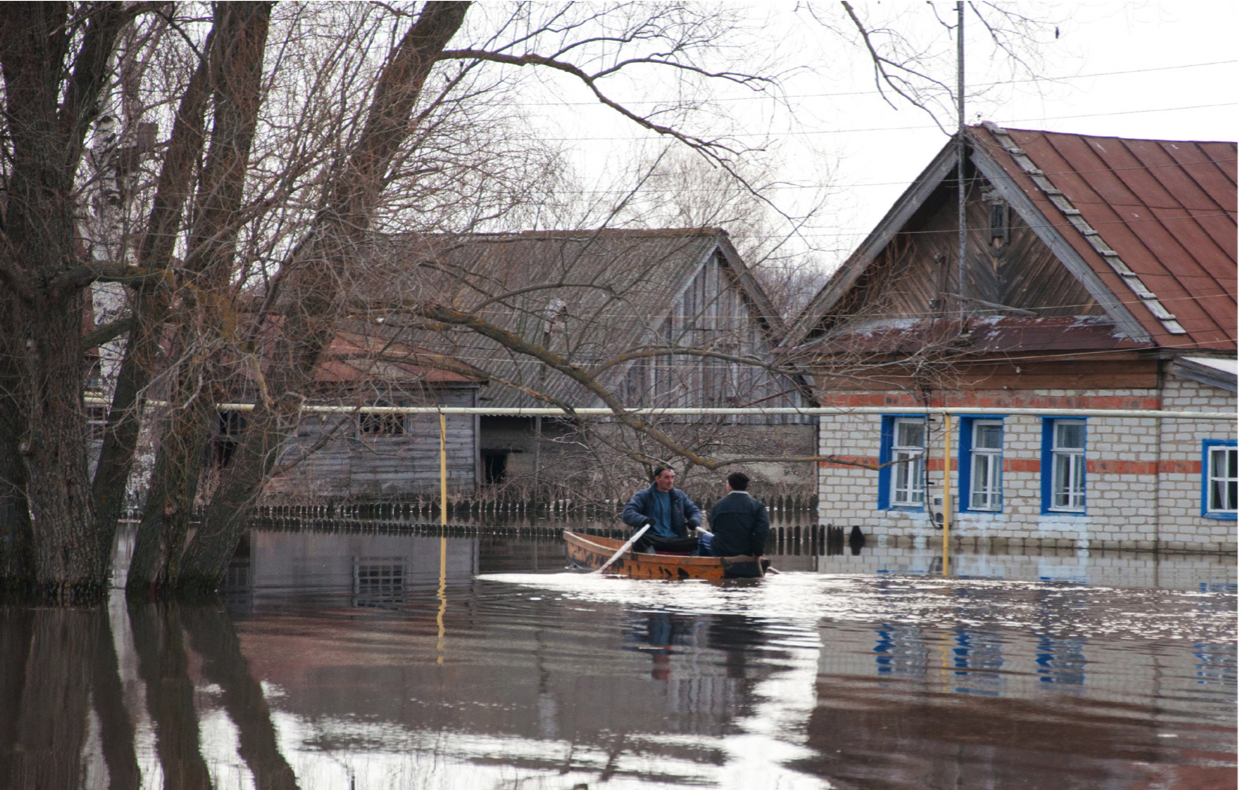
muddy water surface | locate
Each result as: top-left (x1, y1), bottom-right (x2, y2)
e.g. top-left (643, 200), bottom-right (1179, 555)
top-left (1, 526), bottom-right (1234, 789)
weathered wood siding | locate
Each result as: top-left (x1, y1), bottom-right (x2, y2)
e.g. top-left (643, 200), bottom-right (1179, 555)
top-left (265, 386), bottom-right (479, 499)
top-left (831, 176), bottom-right (1105, 325)
top-left (614, 251), bottom-right (810, 424)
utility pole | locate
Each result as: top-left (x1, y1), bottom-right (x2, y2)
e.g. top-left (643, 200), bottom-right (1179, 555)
top-left (956, 0), bottom-right (967, 322)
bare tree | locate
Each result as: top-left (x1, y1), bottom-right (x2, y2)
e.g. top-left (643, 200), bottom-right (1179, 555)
top-left (0, 1), bottom-right (1052, 602)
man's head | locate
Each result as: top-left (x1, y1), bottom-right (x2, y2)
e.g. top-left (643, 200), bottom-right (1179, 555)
top-left (653, 466), bottom-right (676, 492)
top-left (726, 471), bottom-right (749, 492)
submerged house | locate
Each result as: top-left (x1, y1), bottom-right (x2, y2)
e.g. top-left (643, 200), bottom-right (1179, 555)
top-left (782, 124), bottom-right (1236, 551)
top-left (373, 228), bottom-right (816, 496)
top-left (246, 327), bottom-right (484, 500)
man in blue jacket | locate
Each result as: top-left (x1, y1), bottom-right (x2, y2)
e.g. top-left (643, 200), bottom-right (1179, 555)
top-left (707, 471), bottom-right (769, 561)
top-left (622, 466), bottom-right (703, 553)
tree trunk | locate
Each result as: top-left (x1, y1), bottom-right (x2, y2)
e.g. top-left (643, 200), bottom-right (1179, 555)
top-left (92, 32), bottom-right (214, 565)
top-left (126, 1), bottom-right (272, 594)
top-left (0, 3), bottom-right (127, 602)
top-left (0, 337), bottom-right (34, 592)
top-left (177, 1), bottom-right (471, 594)
top-left (20, 308), bottom-right (105, 600)
top-left (126, 390), bottom-right (214, 594)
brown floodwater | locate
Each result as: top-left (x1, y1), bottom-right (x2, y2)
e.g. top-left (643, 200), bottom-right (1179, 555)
top-left (1, 523), bottom-right (1234, 789)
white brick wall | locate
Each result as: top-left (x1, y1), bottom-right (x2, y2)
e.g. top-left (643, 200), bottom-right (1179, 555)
top-left (817, 378), bottom-right (1237, 552)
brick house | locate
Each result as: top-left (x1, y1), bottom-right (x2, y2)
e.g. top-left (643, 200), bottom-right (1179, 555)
top-left (782, 124), bottom-right (1236, 552)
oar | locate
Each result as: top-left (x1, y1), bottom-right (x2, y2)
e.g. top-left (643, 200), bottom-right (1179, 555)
top-left (594, 525), bottom-right (650, 575)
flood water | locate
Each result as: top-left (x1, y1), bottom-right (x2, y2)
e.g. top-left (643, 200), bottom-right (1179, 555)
top-left (2, 523), bottom-right (1235, 790)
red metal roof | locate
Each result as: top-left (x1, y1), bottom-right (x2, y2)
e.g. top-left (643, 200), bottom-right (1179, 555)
top-left (971, 126), bottom-right (1237, 351)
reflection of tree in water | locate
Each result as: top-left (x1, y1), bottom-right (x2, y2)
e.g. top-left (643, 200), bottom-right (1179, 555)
top-left (130, 602), bottom-right (216, 788)
top-left (0, 600), bottom-right (299, 790)
top-left (0, 608), bottom-right (100, 788)
top-left (181, 604), bottom-right (300, 790)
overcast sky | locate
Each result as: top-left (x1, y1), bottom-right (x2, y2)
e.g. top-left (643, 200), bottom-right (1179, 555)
top-left (517, 1), bottom-right (1237, 274)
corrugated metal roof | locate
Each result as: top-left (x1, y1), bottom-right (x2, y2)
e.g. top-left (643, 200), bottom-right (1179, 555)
top-left (364, 229), bottom-right (783, 409)
top-left (971, 125), bottom-right (1237, 350)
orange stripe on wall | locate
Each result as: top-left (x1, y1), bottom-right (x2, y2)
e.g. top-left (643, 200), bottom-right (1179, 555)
top-left (817, 393), bottom-right (1163, 410)
top-left (1004, 459), bottom-right (1041, 473)
top-left (818, 456), bottom-right (878, 469)
top-left (1157, 460), bottom-right (1203, 474)
top-left (1087, 460), bottom-right (1157, 475)
top-left (819, 457), bottom-right (1203, 475)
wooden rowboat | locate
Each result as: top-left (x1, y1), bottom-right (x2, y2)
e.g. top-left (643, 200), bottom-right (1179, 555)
top-left (563, 530), bottom-right (767, 580)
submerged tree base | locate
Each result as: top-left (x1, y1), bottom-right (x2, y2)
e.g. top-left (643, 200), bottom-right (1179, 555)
top-left (0, 578), bottom-right (109, 607)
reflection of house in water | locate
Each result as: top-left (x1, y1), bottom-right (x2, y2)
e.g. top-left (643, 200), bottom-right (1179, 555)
top-left (806, 582), bottom-right (1236, 788)
top-left (815, 541), bottom-right (1236, 590)
top-left (224, 594), bottom-right (787, 773)
top-left (219, 529), bottom-right (479, 612)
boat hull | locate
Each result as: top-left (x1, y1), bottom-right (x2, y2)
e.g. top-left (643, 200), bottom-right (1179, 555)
top-left (563, 530), bottom-right (764, 580)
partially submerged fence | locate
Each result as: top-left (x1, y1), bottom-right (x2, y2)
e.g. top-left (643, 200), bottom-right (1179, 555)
top-left (246, 508), bottom-right (854, 554)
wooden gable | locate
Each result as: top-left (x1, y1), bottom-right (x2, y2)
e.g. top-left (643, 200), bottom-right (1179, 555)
top-left (825, 160), bottom-right (1106, 336)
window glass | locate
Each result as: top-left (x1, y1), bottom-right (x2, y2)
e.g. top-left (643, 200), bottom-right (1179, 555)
top-left (1208, 446), bottom-right (1238, 514)
top-left (969, 420), bottom-right (1003, 511)
top-left (1049, 419), bottom-right (1086, 513)
top-left (1055, 421), bottom-right (1085, 450)
top-left (891, 418), bottom-right (925, 506)
top-left (896, 420), bottom-right (924, 448)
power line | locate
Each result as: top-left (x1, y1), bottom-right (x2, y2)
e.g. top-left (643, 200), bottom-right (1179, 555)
top-left (513, 59), bottom-right (1238, 107)
top-left (533, 102), bottom-right (1238, 142)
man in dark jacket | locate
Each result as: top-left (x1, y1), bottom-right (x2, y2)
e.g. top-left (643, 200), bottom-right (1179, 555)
top-left (622, 466), bottom-right (702, 553)
top-left (708, 472), bottom-right (769, 560)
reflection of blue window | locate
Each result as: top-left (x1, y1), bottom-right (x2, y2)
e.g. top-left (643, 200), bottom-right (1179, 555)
top-left (1193, 644), bottom-right (1237, 686)
top-left (874, 624), bottom-right (929, 678)
top-left (1202, 440), bottom-right (1238, 519)
top-left (878, 416), bottom-right (926, 510)
top-left (959, 417), bottom-right (1004, 512)
top-left (951, 628), bottom-right (1004, 696)
top-left (1193, 582), bottom-right (1238, 685)
top-left (1036, 635), bottom-right (1086, 686)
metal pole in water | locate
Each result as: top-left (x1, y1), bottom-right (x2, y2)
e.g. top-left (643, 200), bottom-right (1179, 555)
top-left (943, 413), bottom-right (952, 577)
top-left (438, 411), bottom-right (447, 663)
top-left (440, 412), bottom-right (447, 528)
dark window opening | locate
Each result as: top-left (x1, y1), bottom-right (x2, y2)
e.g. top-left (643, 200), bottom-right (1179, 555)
top-left (214, 410), bottom-right (246, 468)
top-left (989, 201), bottom-right (1009, 247)
top-left (360, 400), bottom-right (405, 437)
top-left (482, 450), bottom-right (508, 485)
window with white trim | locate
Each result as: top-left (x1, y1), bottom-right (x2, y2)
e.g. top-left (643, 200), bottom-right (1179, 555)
top-left (1049, 420), bottom-right (1086, 512)
top-left (968, 420), bottom-right (1003, 511)
top-left (891, 418), bottom-right (926, 507)
top-left (1204, 441), bottom-right (1237, 518)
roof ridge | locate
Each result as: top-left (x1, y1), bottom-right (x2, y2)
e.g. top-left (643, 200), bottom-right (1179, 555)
top-left (970, 122), bottom-right (1237, 147)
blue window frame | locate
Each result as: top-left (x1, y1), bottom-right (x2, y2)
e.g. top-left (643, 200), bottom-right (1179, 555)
top-left (878, 416), bottom-right (926, 510)
top-left (1202, 439), bottom-right (1238, 520)
top-left (959, 417), bottom-right (1004, 512)
top-left (1041, 418), bottom-right (1086, 515)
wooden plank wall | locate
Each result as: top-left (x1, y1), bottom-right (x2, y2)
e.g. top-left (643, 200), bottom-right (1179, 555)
top-left (616, 252), bottom-right (811, 424)
top-left (266, 386), bottom-right (479, 499)
top-left (831, 180), bottom-right (1106, 325)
